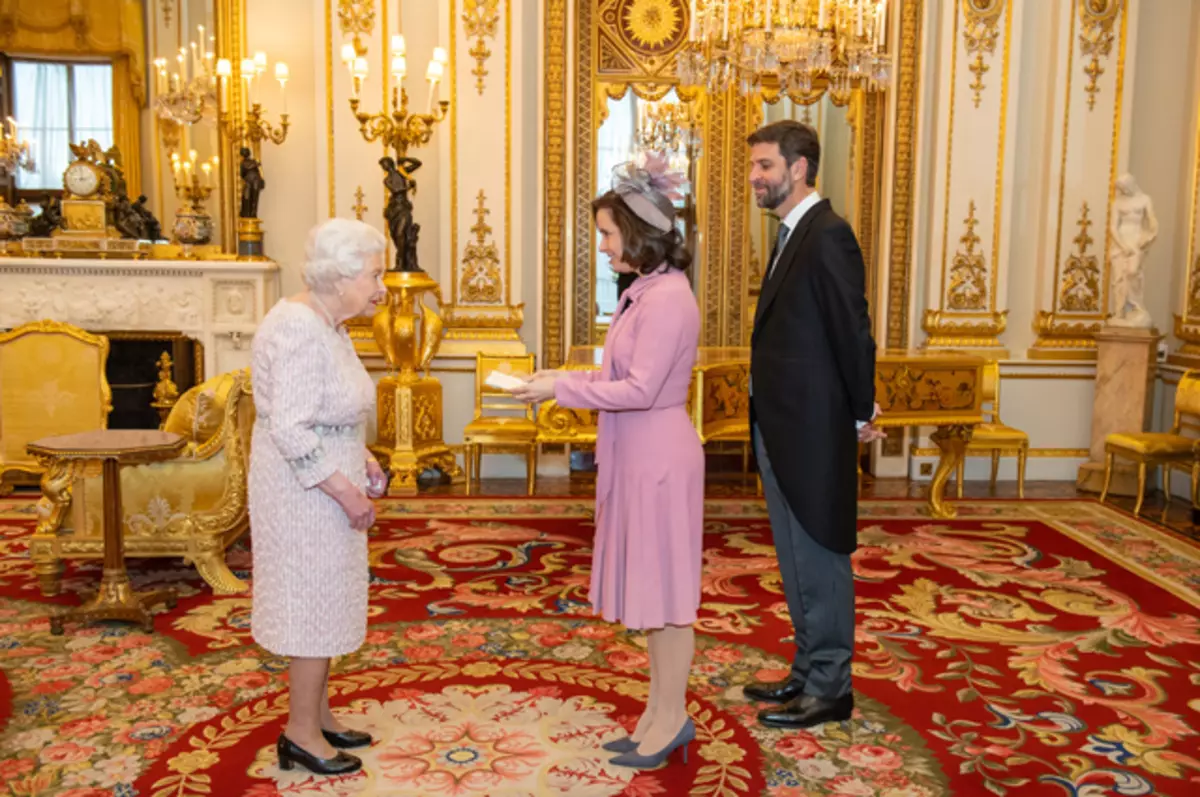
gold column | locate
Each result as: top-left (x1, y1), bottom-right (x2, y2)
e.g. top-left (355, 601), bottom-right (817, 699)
top-left (1171, 46), bottom-right (1200, 364)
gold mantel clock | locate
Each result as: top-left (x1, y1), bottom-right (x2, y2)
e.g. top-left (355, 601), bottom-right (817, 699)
top-left (57, 141), bottom-right (119, 237)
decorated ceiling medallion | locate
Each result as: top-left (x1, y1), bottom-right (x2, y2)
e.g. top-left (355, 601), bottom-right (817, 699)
top-left (618, 0), bottom-right (686, 53)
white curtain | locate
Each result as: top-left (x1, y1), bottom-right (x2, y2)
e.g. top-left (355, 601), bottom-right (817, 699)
top-left (13, 62), bottom-right (69, 191)
top-left (13, 61), bottom-right (113, 192)
top-left (73, 65), bottom-right (114, 150)
top-left (594, 93), bottom-right (639, 321)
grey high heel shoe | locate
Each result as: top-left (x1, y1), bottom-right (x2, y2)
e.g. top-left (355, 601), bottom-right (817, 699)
top-left (609, 718), bottom-right (696, 769)
top-left (601, 736), bottom-right (638, 753)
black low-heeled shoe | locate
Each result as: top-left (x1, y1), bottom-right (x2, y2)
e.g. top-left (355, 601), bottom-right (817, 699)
top-left (322, 728), bottom-right (373, 749)
top-left (277, 734), bottom-right (362, 775)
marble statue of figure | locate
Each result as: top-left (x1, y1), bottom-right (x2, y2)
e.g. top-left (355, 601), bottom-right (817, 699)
top-left (1107, 173), bottom-right (1159, 329)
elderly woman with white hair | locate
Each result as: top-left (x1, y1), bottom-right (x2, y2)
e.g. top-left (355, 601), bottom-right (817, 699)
top-left (249, 217), bottom-right (388, 776)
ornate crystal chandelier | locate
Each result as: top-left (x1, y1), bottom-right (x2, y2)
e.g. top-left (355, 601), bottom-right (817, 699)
top-left (0, 117), bottom-right (34, 178)
top-left (677, 0), bottom-right (893, 99)
top-left (637, 100), bottom-right (702, 172)
top-left (153, 24), bottom-right (217, 126)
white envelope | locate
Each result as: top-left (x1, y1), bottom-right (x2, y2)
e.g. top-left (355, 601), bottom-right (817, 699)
top-left (485, 370), bottom-right (525, 391)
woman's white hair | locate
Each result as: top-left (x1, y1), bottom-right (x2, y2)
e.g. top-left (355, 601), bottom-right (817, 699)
top-left (302, 218), bottom-right (388, 292)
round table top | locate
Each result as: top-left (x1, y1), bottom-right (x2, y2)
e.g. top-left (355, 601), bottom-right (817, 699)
top-left (27, 429), bottom-right (187, 463)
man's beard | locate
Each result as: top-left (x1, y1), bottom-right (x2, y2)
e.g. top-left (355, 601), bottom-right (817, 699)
top-left (754, 174), bottom-right (792, 210)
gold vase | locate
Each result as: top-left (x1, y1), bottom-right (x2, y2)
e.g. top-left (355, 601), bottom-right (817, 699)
top-left (369, 271), bottom-right (463, 494)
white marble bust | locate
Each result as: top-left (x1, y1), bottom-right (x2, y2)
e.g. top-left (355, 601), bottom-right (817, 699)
top-left (1107, 173), bottom-right (1159, 329)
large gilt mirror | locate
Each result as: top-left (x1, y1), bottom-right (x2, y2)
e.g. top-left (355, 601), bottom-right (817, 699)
top-left (148, 0), bottom-right (225, 247)
top-left (593, 86), bottom-right (704, 332)
top-left (746, 88), bottom-right (885, 340)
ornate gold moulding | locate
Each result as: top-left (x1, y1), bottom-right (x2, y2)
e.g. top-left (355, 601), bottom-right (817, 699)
top-left (1028, 310), bottom-right (1102, 361)
top-left (920, 310), bottom-right (1009, 358)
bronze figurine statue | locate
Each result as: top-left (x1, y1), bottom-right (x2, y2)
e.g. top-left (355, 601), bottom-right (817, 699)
top-left (380, 155), bottom-right (423, 271)
top-left (29, 195), bottom-right (62, 238)
top-left (239, 147), bottom-right (265, 218)
top-left (132, 195), bottom-right (163, 242)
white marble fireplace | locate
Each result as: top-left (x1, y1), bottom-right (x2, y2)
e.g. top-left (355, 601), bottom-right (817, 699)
top-left (0, 257), bottom-right (280, 379)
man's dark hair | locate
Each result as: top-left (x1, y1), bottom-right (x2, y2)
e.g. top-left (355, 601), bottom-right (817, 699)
top-left (747, 120), bottom-right (820, 187)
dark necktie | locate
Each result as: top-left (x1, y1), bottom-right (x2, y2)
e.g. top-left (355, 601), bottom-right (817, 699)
top-left (766, 223), bottom-right (790, 282)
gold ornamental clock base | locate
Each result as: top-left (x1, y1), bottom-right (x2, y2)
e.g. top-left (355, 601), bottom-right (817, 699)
top-left (369, 270), bottom-right (463, 495)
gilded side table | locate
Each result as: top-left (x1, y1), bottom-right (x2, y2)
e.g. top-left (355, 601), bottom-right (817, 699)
top-left (28, 430), bottom-right (187, 634)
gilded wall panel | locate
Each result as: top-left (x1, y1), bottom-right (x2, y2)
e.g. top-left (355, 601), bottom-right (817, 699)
top-left (1029, 0), bottom-right (1131, 359)
top-left (920, 0), bottom-right (1019, 355)
top-left (1174, 40), bottom-right (1200, 361)
top-left (442, 0), bottom-right (524, 355)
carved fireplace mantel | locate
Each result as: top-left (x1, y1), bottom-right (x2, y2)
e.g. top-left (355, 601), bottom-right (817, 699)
top-left (0, 257), bottom-right (281, 379)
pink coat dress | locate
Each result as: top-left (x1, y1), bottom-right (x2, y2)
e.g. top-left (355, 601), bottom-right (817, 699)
top-left (554, 267), bottom-right (704, 630)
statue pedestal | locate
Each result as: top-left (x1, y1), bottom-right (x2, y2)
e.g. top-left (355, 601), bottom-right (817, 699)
top-left (371, 375), bottom-right (461, 494)
top-left (1077, 326), bottom-right (1162, 495)
top-left (237, 218), bottom-right (265, 259)
top-left (369, 270), bottom-right (463, 494)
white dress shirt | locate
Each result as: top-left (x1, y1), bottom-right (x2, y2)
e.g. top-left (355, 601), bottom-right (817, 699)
top-left (767, 190), bottom-right (823, 279)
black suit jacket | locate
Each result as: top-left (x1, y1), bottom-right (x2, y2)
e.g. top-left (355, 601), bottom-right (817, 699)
top-left (750, 199), bottom-right (876, 554)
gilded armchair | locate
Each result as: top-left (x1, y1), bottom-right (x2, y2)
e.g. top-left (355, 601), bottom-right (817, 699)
top-left (463, 353), bottom-right (538, 494)
top-left (953, 360), bottom-right (1029, 498)
top-left (0, 320), bottom-right (112, 494)
top-left (29, 369), bottom-right (254, 596)
top-left (1101, 369), bottom-right (1200, 519)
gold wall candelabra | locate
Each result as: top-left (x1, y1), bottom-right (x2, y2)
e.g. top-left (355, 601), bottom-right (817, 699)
top-left (214, 52), bottom-right (289, 256)
top-left (344, 32), bottom-right (461, 494)
top-left (215, 54), bottom-right (290, 160)
top-left (344, 36), bottom-right (449, 160)
top-left (0, 117), bottom-right (35, 178)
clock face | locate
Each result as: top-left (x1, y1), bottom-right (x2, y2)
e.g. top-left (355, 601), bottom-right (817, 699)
top-left (64, 163), bottom-right (101, 197)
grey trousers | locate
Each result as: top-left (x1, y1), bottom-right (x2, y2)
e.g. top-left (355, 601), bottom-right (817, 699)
top-left (754, 425), bottom-right (854, 699)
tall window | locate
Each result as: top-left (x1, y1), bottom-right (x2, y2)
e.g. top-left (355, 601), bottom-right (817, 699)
top-left (8, 59), bottom-right (113, 195)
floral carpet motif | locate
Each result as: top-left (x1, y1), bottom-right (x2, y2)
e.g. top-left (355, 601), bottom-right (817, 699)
top-left (1, 496), bottom-right (1199, 796)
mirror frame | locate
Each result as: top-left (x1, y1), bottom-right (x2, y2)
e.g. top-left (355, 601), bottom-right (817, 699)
top-left (149, 0), bottom-right (246, 252)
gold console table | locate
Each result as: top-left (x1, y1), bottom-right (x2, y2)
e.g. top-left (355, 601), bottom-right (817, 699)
top-left (535, 347), bottom-right (985, 519)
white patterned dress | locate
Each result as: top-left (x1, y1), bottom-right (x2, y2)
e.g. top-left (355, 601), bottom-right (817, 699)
top-left (249, 300), bottom-right (376, 658)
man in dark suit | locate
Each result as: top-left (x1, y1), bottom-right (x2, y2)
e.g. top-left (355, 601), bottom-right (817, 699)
top-left (744, 120), bottom-right (881, 729)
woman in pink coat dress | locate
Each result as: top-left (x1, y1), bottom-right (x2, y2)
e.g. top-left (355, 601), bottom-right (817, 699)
top-left (513, 154), bottom-right (703, 770)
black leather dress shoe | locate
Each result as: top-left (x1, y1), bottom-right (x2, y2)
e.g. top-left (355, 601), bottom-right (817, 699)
top-left (322, 728), bottom-right (372, 749)
top-left (277, 734), bottom-right (362, 775)
top-left (758, 693), bottom-right (854, 729)
top-left (743, 676), bottom-right (807, 705)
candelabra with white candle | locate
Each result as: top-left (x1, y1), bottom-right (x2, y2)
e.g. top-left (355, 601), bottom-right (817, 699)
top-left (213, 51), bottom-right (289, 258)
top-left (342, 29), bottom-right (462, 494)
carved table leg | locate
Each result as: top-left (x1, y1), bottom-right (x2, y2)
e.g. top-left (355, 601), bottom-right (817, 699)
top-left (52, 458), bottom-right (176, 635)
top-left (928, 424), bottom-right (973, 520)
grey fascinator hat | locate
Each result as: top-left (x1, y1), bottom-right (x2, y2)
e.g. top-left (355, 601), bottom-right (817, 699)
top-left (609, 151), bottom-right (688, 232)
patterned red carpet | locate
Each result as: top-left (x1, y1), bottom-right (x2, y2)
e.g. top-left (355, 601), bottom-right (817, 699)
top-left (1, 496), bottom-right (1199, 796)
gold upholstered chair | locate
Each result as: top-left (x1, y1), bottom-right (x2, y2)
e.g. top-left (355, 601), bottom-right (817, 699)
top-left (1101, 369), bottom-right (1200, 519)
top-left (29, 369), bottom-right (254, 596)
top-left (953, 360), bottom-right (1029, 498)
top-left (463, 353), bottom-right (538, 494)
top-left (0, 320), bottom-right (112, 495)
